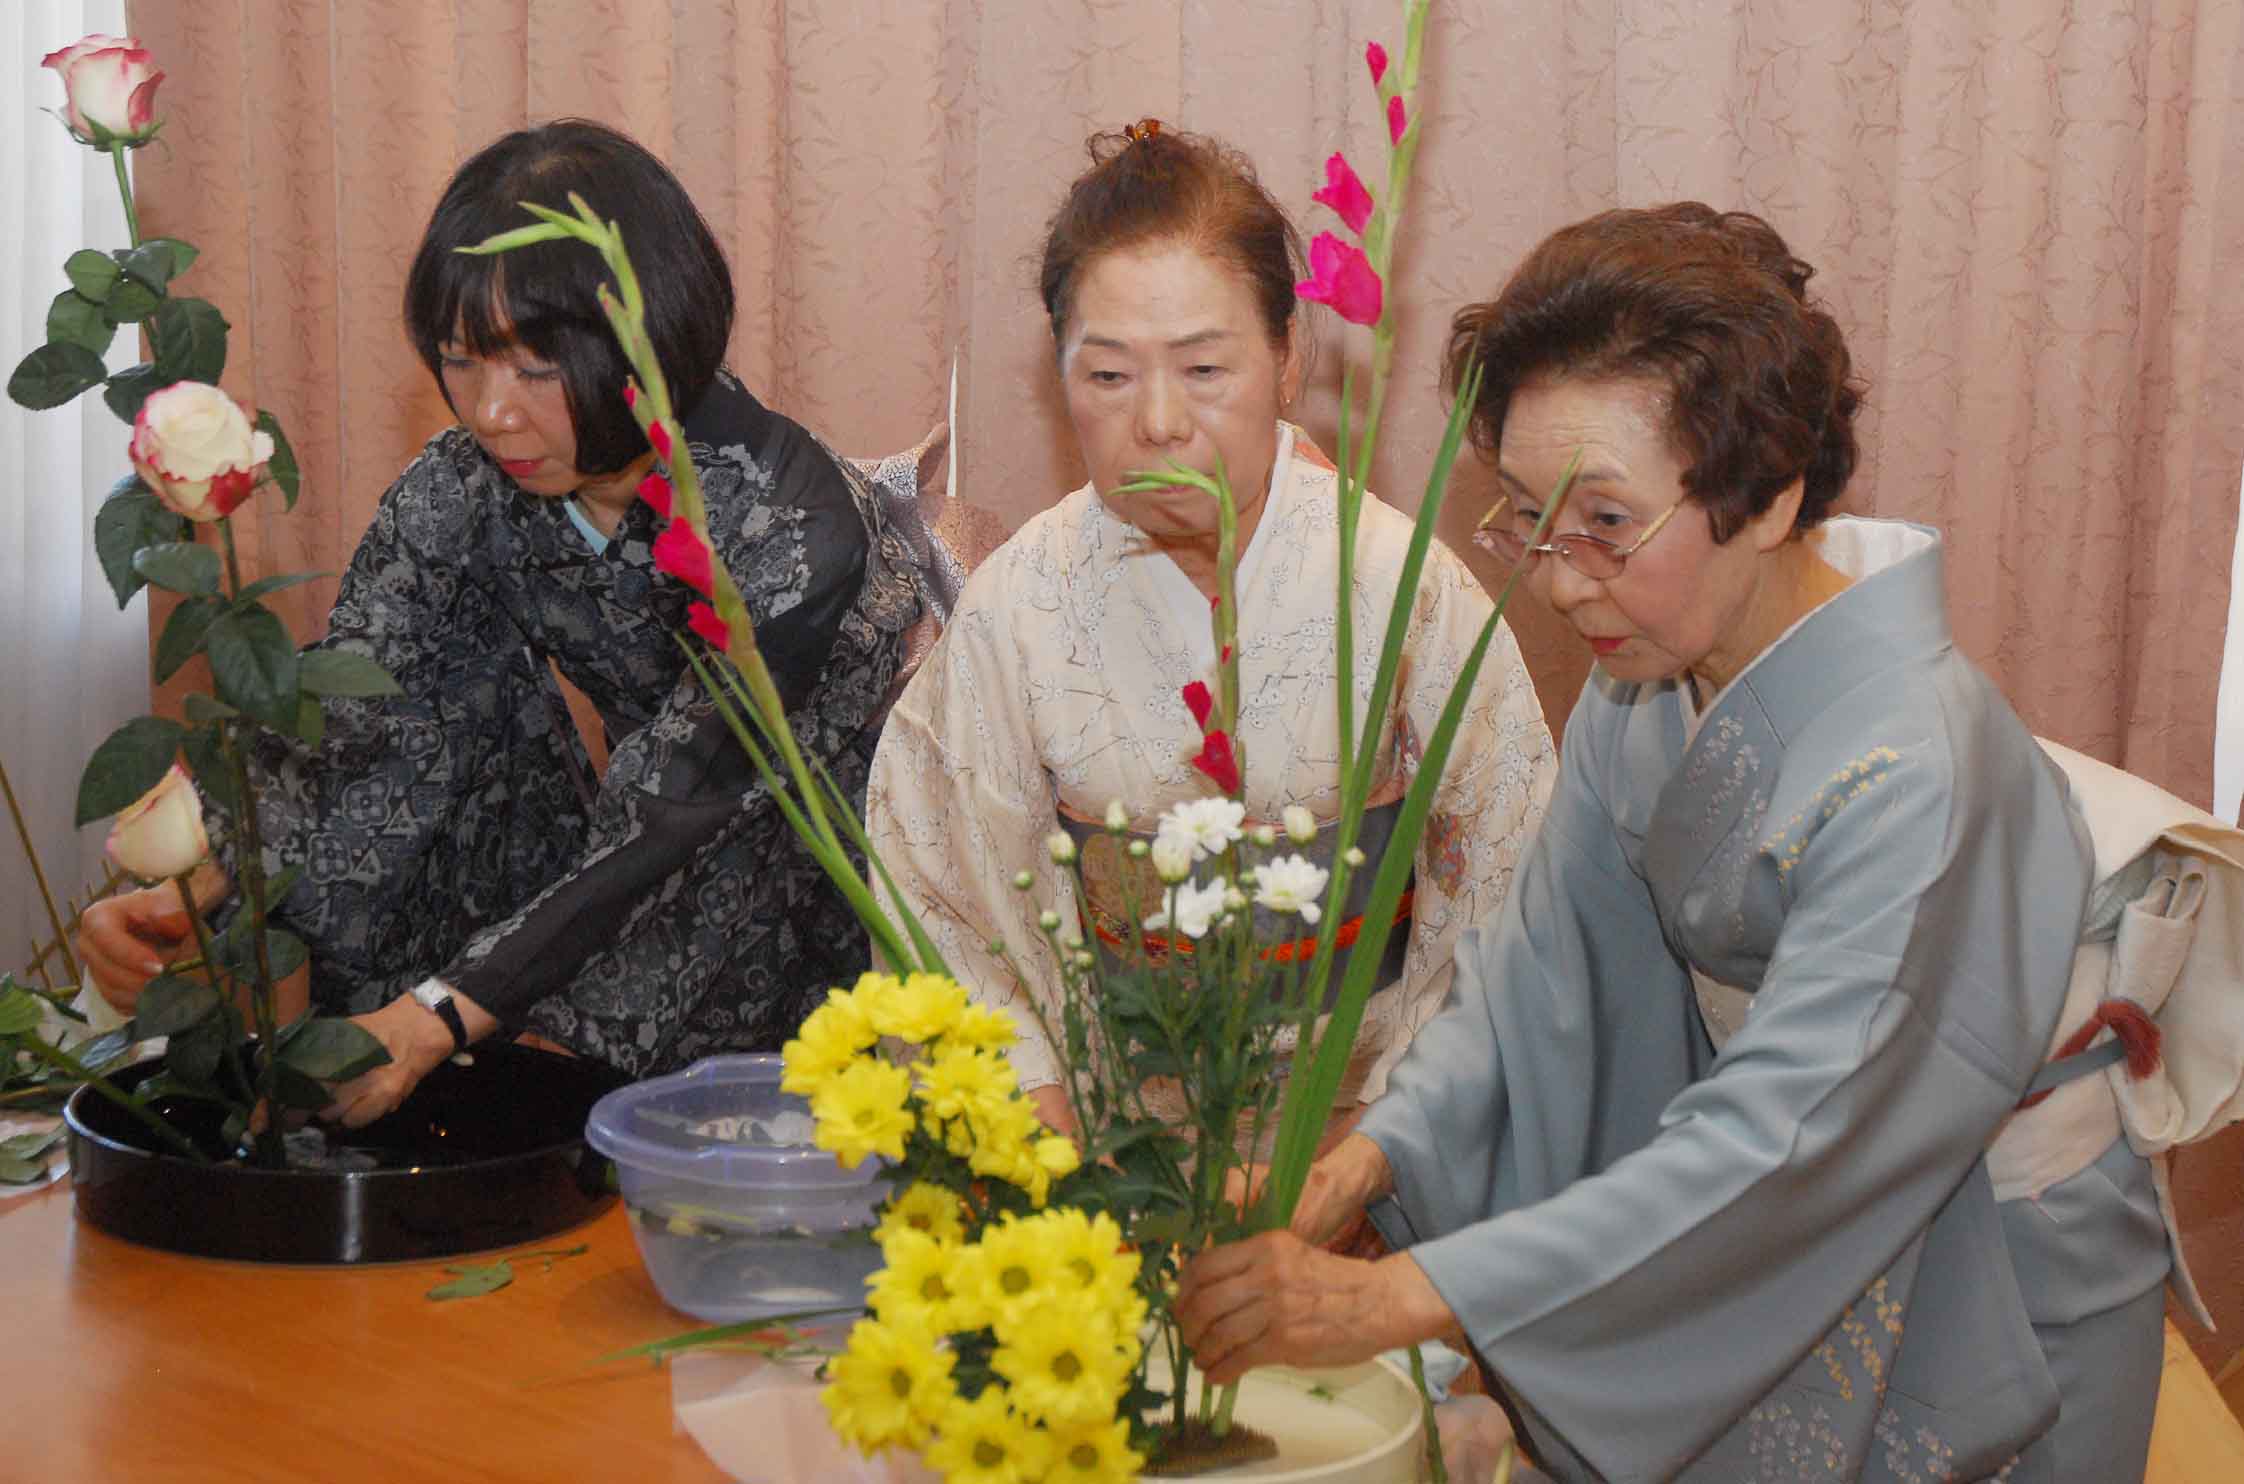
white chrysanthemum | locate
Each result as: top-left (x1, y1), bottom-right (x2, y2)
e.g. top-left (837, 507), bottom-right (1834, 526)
top-left (1150, 834), bottom-right (1195, 885)
top-left (1253, 854), bottom-right (1329, 923)
top-left (1156, 797), bottom-right (1247, 862)
top-left (1145, 877), bottom-right (1227, 939)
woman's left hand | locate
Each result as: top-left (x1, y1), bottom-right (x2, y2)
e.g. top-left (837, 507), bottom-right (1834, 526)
top-left (318, 995), bottom-right (456, 1128)
top-left (1175, 1231), bottom-right (1454, 1386)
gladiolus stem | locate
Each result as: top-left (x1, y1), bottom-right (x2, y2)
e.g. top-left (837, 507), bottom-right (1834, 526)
top-left (111, 146), bottom-right (138, 247)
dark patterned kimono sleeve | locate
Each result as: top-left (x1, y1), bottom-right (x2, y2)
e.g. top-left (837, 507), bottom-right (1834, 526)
top-left (451, 418), bottom-right (920, 1075)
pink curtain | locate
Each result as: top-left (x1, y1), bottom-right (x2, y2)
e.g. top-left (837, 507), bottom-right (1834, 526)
top-left (124, 0), bottom-right (2244, 1362)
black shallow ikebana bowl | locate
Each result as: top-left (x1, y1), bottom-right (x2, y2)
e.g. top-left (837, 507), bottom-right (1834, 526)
top-left (64, 1042), bottom-right (629, 1264)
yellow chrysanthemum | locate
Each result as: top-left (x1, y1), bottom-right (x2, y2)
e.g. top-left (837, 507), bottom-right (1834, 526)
top-left (941, 1003), bottom-right (1019, 1052)
top-left (964, 1094), bottom-right (1041, 1177)
top-left (990, 1289), bottom-right (1134, 1426)
top-left (1043, 1415), bottom-right (1145, 1483)
top-left (967, 1213), bottom-right (1064, 1325)
top-left (867, 971), bottom-right (971, 1044)
top-left (779, 987), bottom-right (879, 1094)
top-left (916, 1044), bottom-right (1017, 1127)
top-left (808, 1056), bottom-right (916, 1167)
top-left (922, 1389), bottom-right (1050, 1484)
top-left (868, 1227), bottom-right (970, 1334)
top-left (1041, 1208), bottom-right (1139, 1300)
top-left (820, 1314), bottom-right (955, 1453)
top-left (1009, 1132), bottom-right (1083, 1207)
top-left (846, 970), bottom-right (904, 1031)
top-left (876, 1180), bottom-right (967, 1247)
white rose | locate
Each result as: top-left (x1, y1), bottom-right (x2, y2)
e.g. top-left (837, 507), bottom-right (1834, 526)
top-left (105, 764), bottom-right (210, 881)
top-left (130, 382), bottom-right (274, 523)
top-left (42, 34), bottom-right (165, 147)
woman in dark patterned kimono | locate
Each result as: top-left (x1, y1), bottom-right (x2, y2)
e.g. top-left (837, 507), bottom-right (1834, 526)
top-left (76, 120), bottom-right (921, 1118)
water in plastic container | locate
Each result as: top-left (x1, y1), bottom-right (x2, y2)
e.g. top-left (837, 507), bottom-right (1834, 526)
top-left (586, 1054), bottom-right (885, 1324)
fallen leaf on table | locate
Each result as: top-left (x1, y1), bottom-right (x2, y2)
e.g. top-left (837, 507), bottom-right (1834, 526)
top-left (425, 1244), bottom-right (588, 1301)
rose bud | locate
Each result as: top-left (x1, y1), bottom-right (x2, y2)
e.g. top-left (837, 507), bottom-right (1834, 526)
top-left (105, 764), bottom-right (210, 881)
top-left (130, 382), bottom-right (275, 523)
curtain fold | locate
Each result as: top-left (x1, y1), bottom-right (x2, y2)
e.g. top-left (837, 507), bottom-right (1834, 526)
top-left (3, 0), bottom-right (144, 974)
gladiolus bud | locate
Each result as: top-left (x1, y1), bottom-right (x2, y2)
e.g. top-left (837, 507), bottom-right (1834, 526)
top-left (686, 601), bottom-right (730, 649)
top-left (1366, 41), bottom-right (1389, 88)
top-left (1312, 152), bottom-right (1375, 235)
top-left (1388, 94), bottom-right (1408, 145)
top-left (652, 521), bottom-right (714, 597)
top-left (1296, 232), bottom-right (1384, 326)
top-left (637, 472), bottom-right (674, 517)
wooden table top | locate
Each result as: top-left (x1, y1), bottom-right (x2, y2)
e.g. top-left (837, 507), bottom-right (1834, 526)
top-left (0, 1179), bottom-right (731, 1484)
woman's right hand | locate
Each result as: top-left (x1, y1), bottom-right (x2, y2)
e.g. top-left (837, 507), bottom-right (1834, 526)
top-left (1288, 1133), bottom-right (1395, 1246)
top-left (75, 882), bottom-right (196, 1012)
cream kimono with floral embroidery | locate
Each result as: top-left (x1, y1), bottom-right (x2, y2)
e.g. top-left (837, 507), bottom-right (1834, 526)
top-left (865, 425), bottom-right (1555, 1108)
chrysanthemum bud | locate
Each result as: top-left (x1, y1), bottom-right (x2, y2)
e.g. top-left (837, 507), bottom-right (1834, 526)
top-left (1046, 831), bottom-right (1078, 865)
top-left (1283, 805), bottom-right (1317, 844)
top-left (1038, 909), bottom-right (1062, 932)
top-left (1249, 824), bottom-right (1277, 848)
top-left (1127, 839), bottom-right (1150, 859)
top-left (1104, 799), bottom-right (1130, 833)
top-left (1343, 846), bottom-right (1367, 868)
top-left (1011, 870), bottom-right (1035, 891)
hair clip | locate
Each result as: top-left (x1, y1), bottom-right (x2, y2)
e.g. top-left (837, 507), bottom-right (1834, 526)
top-left (1123, 118), bottom-right (1163, 145)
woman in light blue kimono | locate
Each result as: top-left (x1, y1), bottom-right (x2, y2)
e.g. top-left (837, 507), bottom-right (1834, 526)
top-left (1176, 204), bottom-right (2170, 1481)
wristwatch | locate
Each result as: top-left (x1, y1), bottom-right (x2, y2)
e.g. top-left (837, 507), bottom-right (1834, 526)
top-left (408, 979), bottom-right (475, 1065)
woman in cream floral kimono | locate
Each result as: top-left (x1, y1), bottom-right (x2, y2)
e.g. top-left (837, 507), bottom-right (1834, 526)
top-left (865, 123), bottom-right (1555, 1142)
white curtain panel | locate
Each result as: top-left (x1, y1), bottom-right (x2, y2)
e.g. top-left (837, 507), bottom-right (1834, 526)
top-left (1, 0), bottom-right (147, 974)
top-left (2219, 462), bottom-right (2244, 825)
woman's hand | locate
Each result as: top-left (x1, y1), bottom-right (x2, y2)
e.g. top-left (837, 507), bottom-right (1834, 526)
top-left (1289, 1132), bottom-right (1396, 1246)
top-left (75, 882), bottom-right (195, 1012)
top-left (1175, 1232), bottom-right (1454, 1386)
top-left (319, 985), bottom-right (498, 1128)
top-left (1029, 1082), bottom-right (1080, 1142)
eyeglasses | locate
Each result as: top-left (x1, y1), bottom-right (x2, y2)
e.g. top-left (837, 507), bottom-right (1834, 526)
top-left (1471, 494), bottom-right (1685, 580)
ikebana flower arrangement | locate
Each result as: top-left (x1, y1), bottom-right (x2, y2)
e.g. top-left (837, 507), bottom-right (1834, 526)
top-left (479, 2), bottom-right (1553, 1475)
top-left (6, 33), bottom-right (393, 1167)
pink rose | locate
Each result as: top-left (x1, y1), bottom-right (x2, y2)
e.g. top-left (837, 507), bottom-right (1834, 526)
top-left (1312, 152), bottom-right (1375, 235)
top-left (106, 764), bottom-right (209, 881)
top-left (687, 601), bottom-right (732, 649)
top-left (1295, 232), bottom-right (1385, 326)
top-left (130, 382), bottom-right (275, 523)
top-left (42, 34), bottom-right (164, 149)
top-left (653, 521), bottom-right (715, 597)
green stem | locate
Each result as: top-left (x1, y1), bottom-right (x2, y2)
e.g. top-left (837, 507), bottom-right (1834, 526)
top-left (12, 1032), bottom-right (206, 1162)
top-left (110, 146), bottom-right (139, 247)
top-left (1411, 1343), bottom-right (1449, 1484)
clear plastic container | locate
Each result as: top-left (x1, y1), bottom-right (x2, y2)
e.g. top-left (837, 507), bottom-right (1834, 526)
top-left (585, 1053), bottom-right (884, 1324)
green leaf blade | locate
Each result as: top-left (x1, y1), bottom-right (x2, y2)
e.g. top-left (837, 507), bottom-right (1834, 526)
top-left (133, 541), bottom-right (222, 597)
top-left (149, 297), bottom-right (229, 385)
top-left (9, 341), bottom-right (109, 410)
top-left (298, 648), bottom-right (402, 699)
top-left (153, 596), bottom-right (225, 682)
top-left (205, 607), bottom-right (301, 730)
top-left (255, 411), bottom-right (300, 508)
top-left (65, 248), bottom-right (123, 302)
top-left (273, 1019), bottom-right (391, 1082)
top-left (75, 716), bottom-right (186, 826)
top-left (47, 289), bottom-right (116, 357)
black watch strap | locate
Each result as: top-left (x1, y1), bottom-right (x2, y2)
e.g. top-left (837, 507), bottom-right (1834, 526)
top-left (427, 995), bottom-right (470, 1056)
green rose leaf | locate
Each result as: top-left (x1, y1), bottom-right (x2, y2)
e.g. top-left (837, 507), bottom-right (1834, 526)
top-left (294, 692), bottom-right (325, 747)
top-left (274, 1019), bottom-right (391, 1083)
top-left (0, 1153), bottom-right (49, 1185)
top-left (142, 238), bottom-right (200, 278)
top-left (102, 362), bottom-right (168, 422)
top-left (0, 1129), bottom-right (64, 1161)
top-left (205, 607), bottom-right (301, 730)
top-left (0, 985), bottom-right (45, 1036)
top-left (47, 289), bottom-right (116, 357)
top-left (8, 341), bottom-right (109, 410)
top-left (212, 921), bottom-right (308, 985)
top-left (150, 297), bottom-right (230, 386)
top-left (270, 1063), bottom-right (335, 1111)
top-left (427, 1260), bottom-right (515, 1302)
top-left (255, 411), bottom-right (300, 509)
top-left (163, 1006), bottom-right (238, 1089)
top-left (299, 648), bottom-right (403, 699)
top-left (233, 572), bottom-right (323, 607)
top-left (75, 716), bottom-right (185, 826)
top-left (178, 720), bottom-right (238, 818)
top-left (103, 275), bottom-right (163, 325)
top-left (153, 595), bottom-right (225, 682)
top-left (136, 975), bottom-right (223, 1039)
top-left (116, 242), bottom-right (180, 294)
top-left (93, 477), bottom-right (190, 608)
top-left (263, 864), bottom-right (303, 907)
top-left (65, 248), bottom-right (123, 302)
top-left (133, 541), bottom-right (222, 598)
top-left (71, 1026), bottom-right (139, 1072)
top-left (182, 693), bottom-right (238, 723)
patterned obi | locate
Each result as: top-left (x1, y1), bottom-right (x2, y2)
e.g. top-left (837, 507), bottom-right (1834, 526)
top-left (1057, 798), bottom-right (1414, 1018)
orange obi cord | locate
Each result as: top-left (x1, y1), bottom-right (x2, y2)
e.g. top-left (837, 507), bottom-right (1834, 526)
top-left (2014, 998), bottom-right (2163, 1111)
top-left (1092, 890), bottom-right (1415, 965)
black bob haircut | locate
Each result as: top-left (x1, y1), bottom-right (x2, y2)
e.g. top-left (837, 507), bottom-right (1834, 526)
top-left (403, 119), bottom-right (734, 478)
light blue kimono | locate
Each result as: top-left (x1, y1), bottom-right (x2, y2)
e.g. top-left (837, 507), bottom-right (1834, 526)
top-left (1361, 521), bottom-right (2169, 1481)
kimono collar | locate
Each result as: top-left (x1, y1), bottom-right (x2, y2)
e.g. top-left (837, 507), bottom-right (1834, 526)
top-left (1696, 517), bottom-right (1949, 746)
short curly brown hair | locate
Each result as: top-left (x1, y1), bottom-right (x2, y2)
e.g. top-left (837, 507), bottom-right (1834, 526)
top-left (1444, 203), bottom-right (1864, 540)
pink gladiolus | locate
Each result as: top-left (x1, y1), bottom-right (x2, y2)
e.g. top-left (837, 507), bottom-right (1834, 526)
top-left (687, 601), bottom-right (731, 648)
top-left (1366, 41), bottom-right (1388, 89)
top-left (649, 419), bottom-right (673, 461)
top-left (1296, 232), bottom-right (1384, 326)
top-left (1312, 152), bottom-right (1374, 235)
top-left (1182, 681), bottom-right (1214, 732)
top-left (652, 521), bottom-right (714, 597)
top-left (623, 383), bottom-right (637, 409)
top-left (1387, 95), bottom-right (1407, 145)
top-left (1191, 731), bottom-right (1241, 796)
top-left (637, 472), bottom-right (673, 518)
